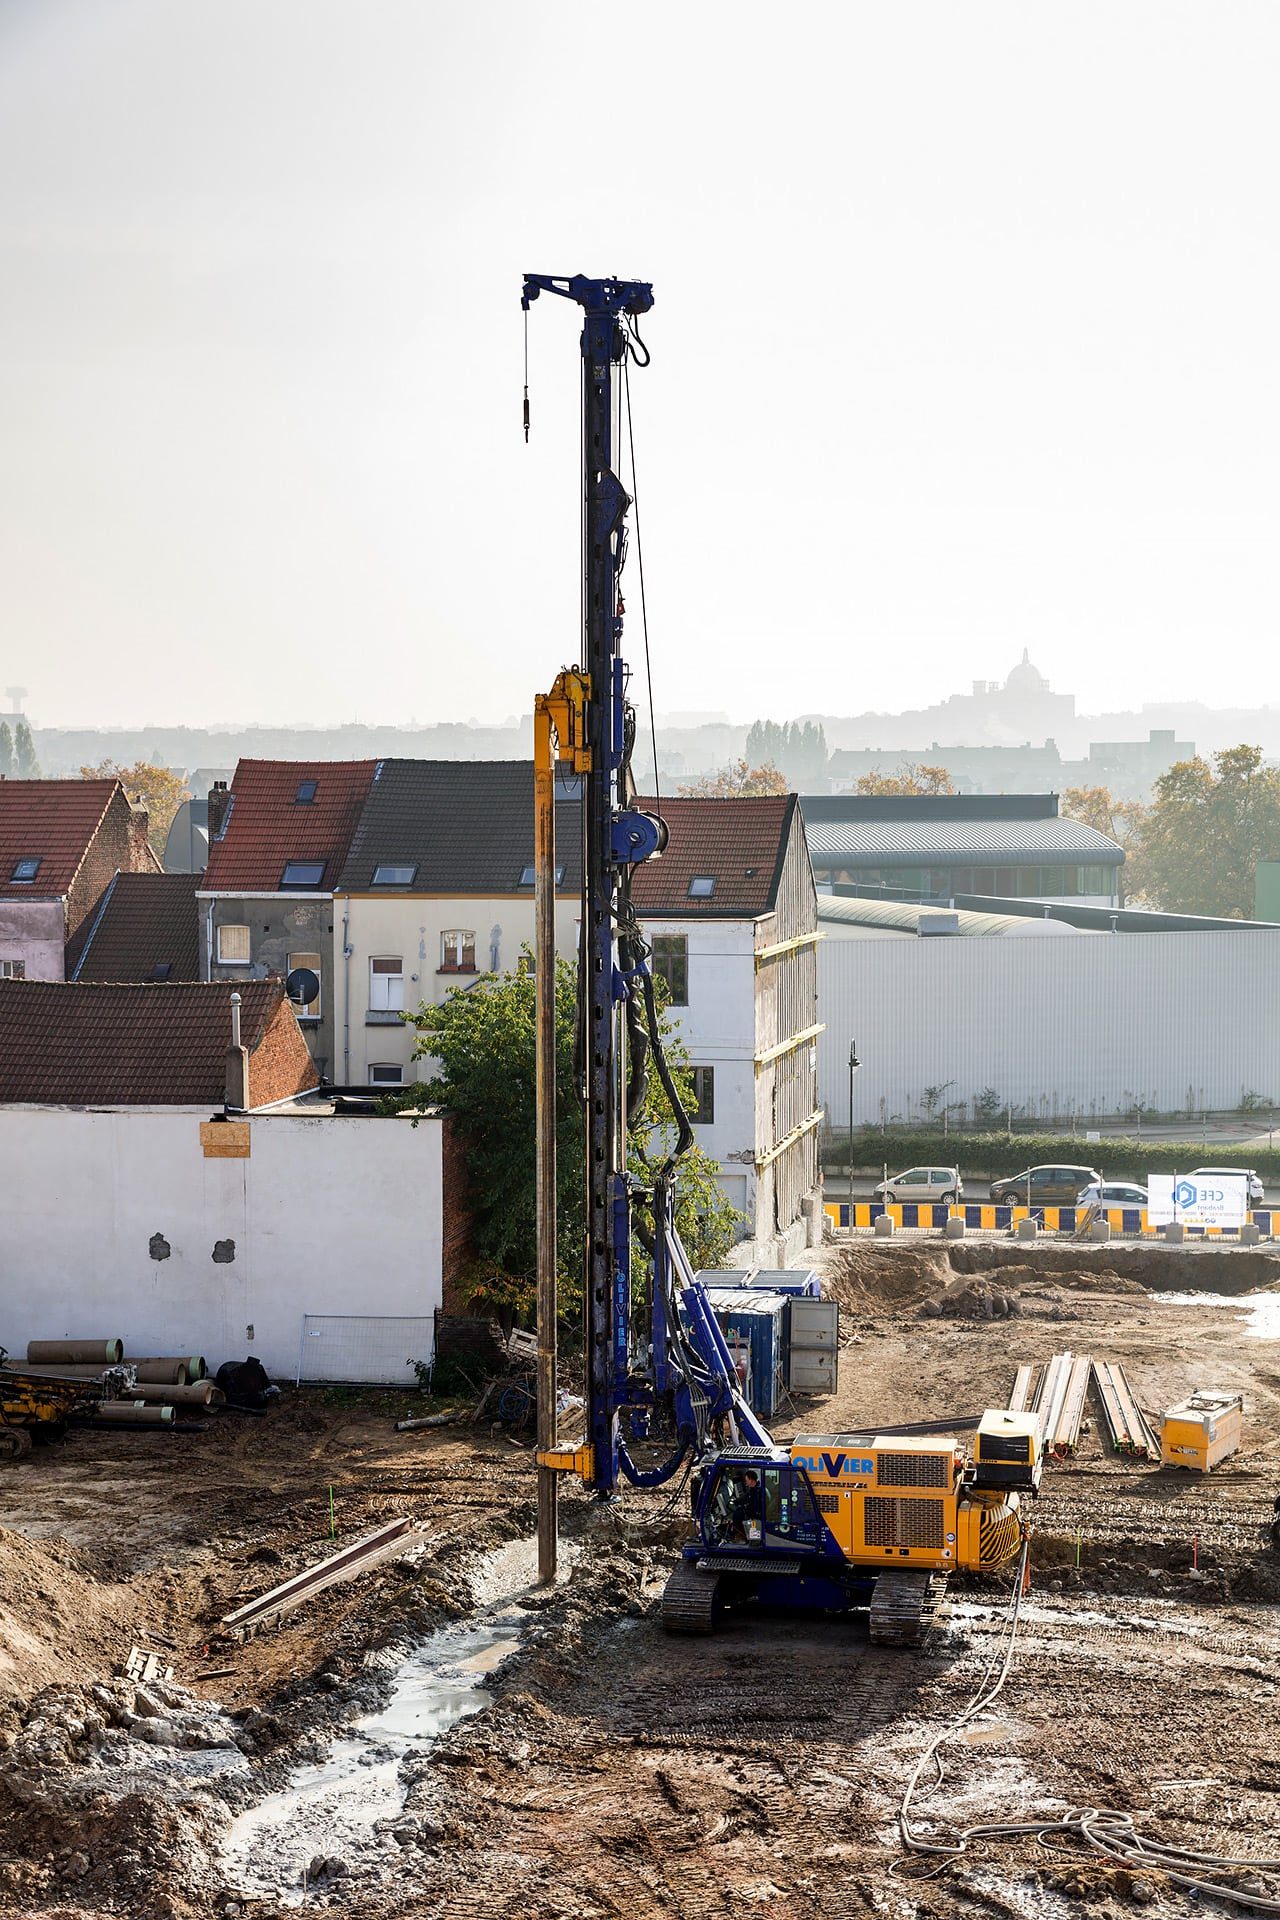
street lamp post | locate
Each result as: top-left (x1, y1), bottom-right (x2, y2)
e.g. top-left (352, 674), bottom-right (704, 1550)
top-left (848, 1040), bottom-right (860, 1234)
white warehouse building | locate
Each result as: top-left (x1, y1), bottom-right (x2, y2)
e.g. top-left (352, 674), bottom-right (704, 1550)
top-left (818, 894), bottom-right (1280, 1128)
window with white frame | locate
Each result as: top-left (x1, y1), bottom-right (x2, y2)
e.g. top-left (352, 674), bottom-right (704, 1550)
top-left (369, 1063), bottom-right (404, 1087)
top-left (440, 929), bottom-right (477, 972)
top-left (690, 1065), bottom-right (715, 1125)
top-left (217, 923), bottom-right (251, 964)
top-left (288, 950), bottom-right (322, 1018)
top-left (369, 954), bottom-right (404, 1011)
top-left (0, 959), bottom-right (25, 979)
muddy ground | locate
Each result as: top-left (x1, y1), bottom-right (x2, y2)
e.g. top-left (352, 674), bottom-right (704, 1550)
top-left (1, 1239), bottom-right (1278, 1920)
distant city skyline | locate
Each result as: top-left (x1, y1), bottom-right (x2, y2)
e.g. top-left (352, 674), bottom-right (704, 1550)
top-left (3, 4), bottom-right (1278, 730)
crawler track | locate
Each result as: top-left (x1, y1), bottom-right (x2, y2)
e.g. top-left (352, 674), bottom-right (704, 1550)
top-left (868, 1569), bottom-right (948, 1645)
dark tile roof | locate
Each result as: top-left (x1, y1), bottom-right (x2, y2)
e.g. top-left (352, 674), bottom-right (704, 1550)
top-left (201, 759), bottom-right (378, 894)
top-left (335, 760), bottom-right (583, 894)
top-left (68, 872), bottom-right (202, 982)
top-left (630, 795), bottom-right (798, 917)
top-left (0, 778), bottom-right (118, 898)
top-left (0, 980), bottom-right (308, 1106)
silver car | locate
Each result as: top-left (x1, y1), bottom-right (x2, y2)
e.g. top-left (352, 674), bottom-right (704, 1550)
top-left (874, 1165), bottom-right (963, 1204)
top-left (1189, 1166), bottom-right (1265, 1206)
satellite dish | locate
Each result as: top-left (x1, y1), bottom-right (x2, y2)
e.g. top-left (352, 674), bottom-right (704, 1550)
top-left (285, 967), bottom-right (320, 1008)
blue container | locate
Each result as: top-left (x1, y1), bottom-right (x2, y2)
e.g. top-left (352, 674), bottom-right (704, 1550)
top-left (691, 1287), bottom-right (788, 1419)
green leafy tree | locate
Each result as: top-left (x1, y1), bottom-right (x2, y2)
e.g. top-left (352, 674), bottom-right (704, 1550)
top-left (395, 954), bottom-right (740, 1325)
top-left (80, 758), bottom-right (190, 856)
top-left (1130, 745), bottom-right (1280, 917)
top-left (0, 722), bottom-right (12, 779)
top-left (13, 720), bottom-right (39, 778)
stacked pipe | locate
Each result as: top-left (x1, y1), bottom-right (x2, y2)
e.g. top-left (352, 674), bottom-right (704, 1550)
top-left (23, 1342), bottom-right (220, 1422)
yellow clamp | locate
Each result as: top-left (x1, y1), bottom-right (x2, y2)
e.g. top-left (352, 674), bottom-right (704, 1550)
top-left (536, 1442), bottom-right (595, 1480)
top-left (535, 668), bottom-right (592, 773)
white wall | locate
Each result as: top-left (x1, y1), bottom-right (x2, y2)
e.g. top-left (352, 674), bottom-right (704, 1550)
top-left (0, 1108), bottom-right (444, 1379)
top-left (644, 918), bottom-right (759, 1225)
top-left (819, 928), bottom-right (1280, 1126)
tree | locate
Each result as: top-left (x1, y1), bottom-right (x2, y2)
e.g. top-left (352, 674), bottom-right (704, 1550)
top-left (1061, 783), bottom-right (1139, 845)
top-left (679, 758), bottom-right (789, 798)
top-left (744, 719), bottom-right (828, 785)
top-left (854, 762), bottom-right (955, 796)
top-left (0, 722), bottom-right (12, 779)
top-left (80, 759), bottom-right (190, 856)
top-left (1130, 745), bottom-right (1280, 918)
top-left (14, 721), bottom-right (39, 778)
top-left (395, 954), bottom-right (740, 1323)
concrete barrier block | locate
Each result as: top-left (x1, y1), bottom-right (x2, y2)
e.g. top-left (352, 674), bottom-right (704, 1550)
top-left (944, 1215), bottom-right (965, 1240)
top-left (1016, 1217), bottom-right (1038, 1242)
top-left (1240, 1222), bottom-right (1261, 1246)
top-left (1164, 1221), bottom-right (1185, 1245)
top-left (1090, 1218), bottom-right (1111, 1243)
top-left (873, 1213), bottom-right (895, 1238)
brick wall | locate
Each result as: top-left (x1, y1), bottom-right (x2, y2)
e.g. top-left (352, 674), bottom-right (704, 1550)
top-left (247, 1000), bottom-right (321, 1108)
top-left (439, 1111), bottom-right (474, 1314)
top-left (66, 786), bottom-right (162, 942)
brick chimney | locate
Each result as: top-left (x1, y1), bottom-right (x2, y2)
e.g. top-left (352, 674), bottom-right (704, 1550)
top-left (224, 990), bottom-right (250, 1110)
top-left (207, 780), bottom-right (231, 841)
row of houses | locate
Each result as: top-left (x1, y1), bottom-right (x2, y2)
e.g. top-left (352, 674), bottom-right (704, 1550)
top-left (0, 765), bottom-right (824, 1265)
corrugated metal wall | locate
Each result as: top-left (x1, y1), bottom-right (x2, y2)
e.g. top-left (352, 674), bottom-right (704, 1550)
top-left (819, 929), bottom-right (1280, 1124)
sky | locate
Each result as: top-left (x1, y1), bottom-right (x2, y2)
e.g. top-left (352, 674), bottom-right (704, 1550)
top-left (1, 1), bottom-right (1278, 731)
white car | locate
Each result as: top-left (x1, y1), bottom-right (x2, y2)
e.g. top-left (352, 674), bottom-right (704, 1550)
top-left (873, 1165), bottom-right (963, 1204)
top-left (1189, 1167), bottom-right (1265, 1207)
top-left (1078, 1181), bottom-right (1148, 1209)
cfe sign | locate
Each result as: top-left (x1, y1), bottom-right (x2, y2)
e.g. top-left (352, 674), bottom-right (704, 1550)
top-left (1148, 1174), bottom-right (1248, 1228)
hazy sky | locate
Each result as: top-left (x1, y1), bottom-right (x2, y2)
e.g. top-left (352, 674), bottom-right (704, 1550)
top-left (2, 2), bottom-right (1278, 730)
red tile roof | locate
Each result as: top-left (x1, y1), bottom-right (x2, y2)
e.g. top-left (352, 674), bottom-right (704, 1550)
top-left (630, 795), bottom-right (798, 917)
top-left (0, 778), bottom-right (119, 899)
top-left (0, 980), bottom-right (318, 1106)
top-left (68, 872), bottom-right (202, 982)
top-left (201, 759), bottom-right (377, 894)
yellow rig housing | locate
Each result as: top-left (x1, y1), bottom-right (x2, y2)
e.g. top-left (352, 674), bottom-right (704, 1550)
top-left (789, 1430), bottom-right (1024, 1574)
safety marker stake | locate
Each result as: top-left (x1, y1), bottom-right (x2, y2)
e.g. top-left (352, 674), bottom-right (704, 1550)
top-left (1192, 1532), bottom-right (1198, 1570)
top-left (329, 1485), bottom-right (336, 1540)
top-left (1075, 1527), bottom-right (1082, 1568)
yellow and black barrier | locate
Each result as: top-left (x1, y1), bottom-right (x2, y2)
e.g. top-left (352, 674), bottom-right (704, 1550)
top-left (823, 1201), bottom-right (1275, 1239)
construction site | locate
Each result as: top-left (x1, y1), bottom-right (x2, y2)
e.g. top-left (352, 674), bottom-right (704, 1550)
top-left (0, 1233), bottom-right (1276, 1920)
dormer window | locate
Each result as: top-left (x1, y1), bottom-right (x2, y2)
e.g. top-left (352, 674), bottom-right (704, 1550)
top-left (688, 874), bottom-right (716, 899)
top-left (372, 863), bottom-right (418, 886)
top-left (281, 860), bottom-right (325, 888)
top-left (10, 857), bottom-right (40, 883)
top-left (294, 779), bottom-right (318, 804)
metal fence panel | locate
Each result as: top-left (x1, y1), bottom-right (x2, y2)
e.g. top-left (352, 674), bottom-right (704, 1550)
top-left (296, 1313), bottom-right (435, 1385)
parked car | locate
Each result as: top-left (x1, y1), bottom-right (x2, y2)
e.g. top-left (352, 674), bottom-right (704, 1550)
top-left (1188, 1166), bottom-right (1265, 1207)
top-left (1079, 1181), bottom-right (1149, 1209)
top-left (874, 1165), bottom-right (964, 1204)
top-left (989, 1164), bottom-right (1100, 1207)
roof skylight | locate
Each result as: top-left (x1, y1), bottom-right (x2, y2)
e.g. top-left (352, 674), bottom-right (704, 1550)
top-left (295, 779), bottom-right (318, 804)
top-left (10, 857), bottom-right (40, 883)
top-left (372, 863), bottom-right (418, 886)
top-left (281, 860), bottom-right (326, 888)
top-left (688, 875), bottom-right (716, 898)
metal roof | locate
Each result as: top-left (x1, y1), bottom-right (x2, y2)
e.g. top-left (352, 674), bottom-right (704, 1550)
top-left (799, 792), bottom-right (1060, 822)
top-left (806, 816), bottom-right (1123, 867)
top-left (816, 894), bottom-right (1084, 938)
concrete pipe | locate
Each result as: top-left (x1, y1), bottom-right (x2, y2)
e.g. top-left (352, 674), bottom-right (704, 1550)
top-left (27, 1339), bottom-right (124, 1365)
top-left (130, 1360), bottom-right (189, 1385)
top-left (85, 1403), bottom-right (175, 1426)
top-left (133, 1382), bottom-right (225, 1409)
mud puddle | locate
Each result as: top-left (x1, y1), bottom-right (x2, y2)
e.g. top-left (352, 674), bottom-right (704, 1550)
top-left (221, 1534), bottom-right (574, 1905)
top-left (1155, 1289), bottom-right (1280, 1337)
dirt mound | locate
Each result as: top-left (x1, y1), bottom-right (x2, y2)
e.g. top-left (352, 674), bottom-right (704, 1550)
top-left (0, 1529), bottom-right (141, 1719)
top-left (820, 1242), bottom-right (954, 1313)
top-left (920, 1278), bottom-right (1022, 1321)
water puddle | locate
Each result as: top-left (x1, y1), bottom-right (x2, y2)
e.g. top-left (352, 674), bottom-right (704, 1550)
top-left (222, 1535), bottom-right (572, 1904)
top-left (1152, 1290), bottom-right (1280, 1338)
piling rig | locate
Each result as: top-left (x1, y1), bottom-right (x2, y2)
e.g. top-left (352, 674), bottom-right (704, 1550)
top-left (525, 274), bottom-right (1032, 1639)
